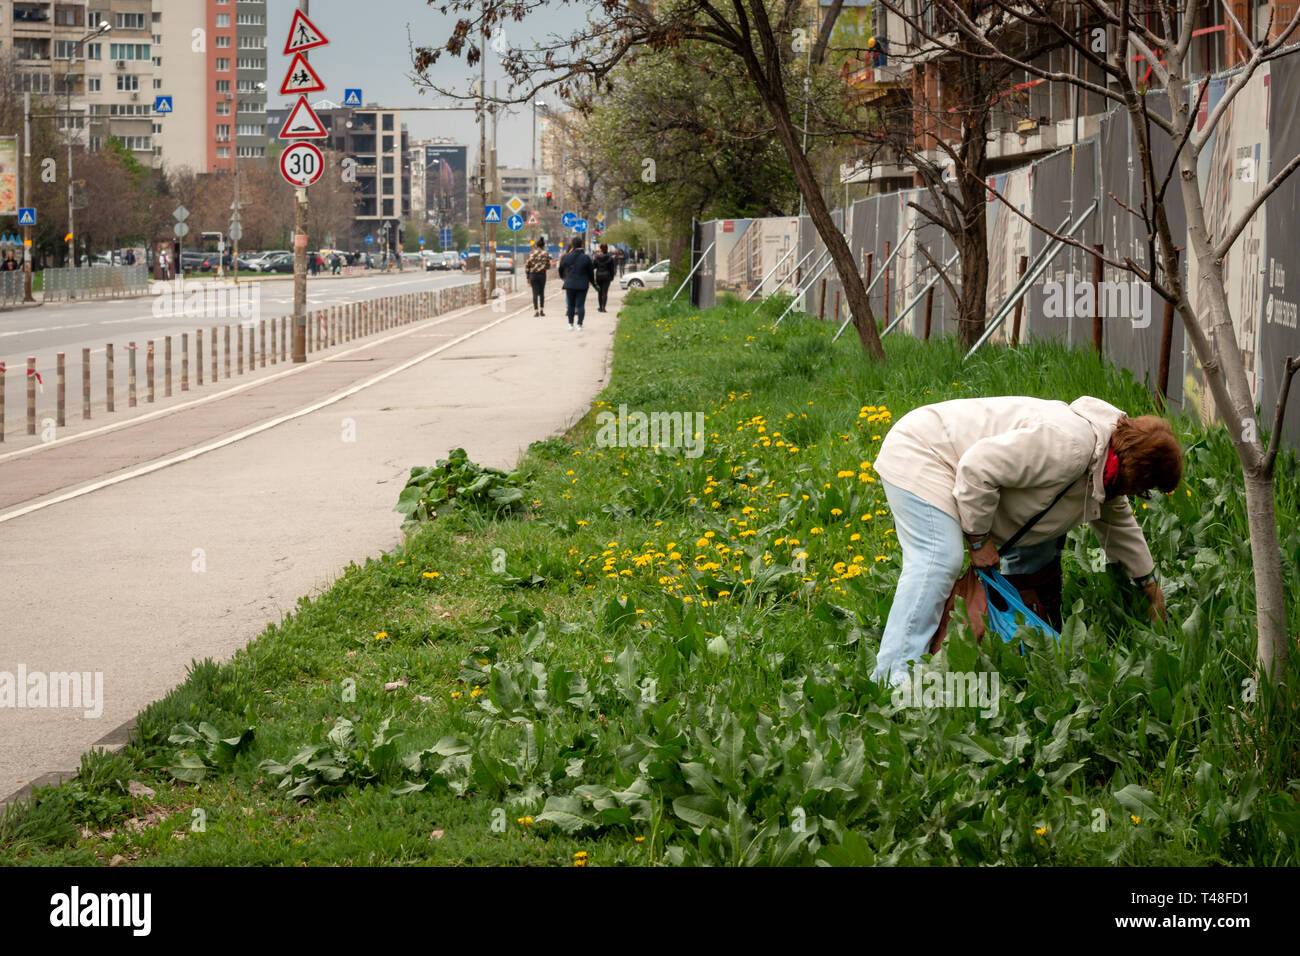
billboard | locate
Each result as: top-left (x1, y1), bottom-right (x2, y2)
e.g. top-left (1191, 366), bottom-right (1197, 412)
top-left (425, 144), bottom-right (468, 228)
top-left (0, 136), bottom-right (17, 217)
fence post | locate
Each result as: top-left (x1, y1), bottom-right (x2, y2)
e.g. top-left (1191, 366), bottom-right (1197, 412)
top-left (0, 364), bottom-right (5, 441)
top-left (883, 241), bottom-right (891, 329)
top-left (182, 333), bottom-right (189, 392)
top-left (818, 278), bottom-right (827, 320)
top-left (196, 329), bottom-right (203, 386)
top-left (57, 352), bottom-right (65, 426)
top-left (237, 325), bottom-right (244, 375)
top-left (224, 326), bottom-right (231, 378)
top-left (923, 287), bottom-right (935, 341)
top-left (210, 326), bottom-right (218, 383)
top-left (270, 319), bottom-right (277, 365)
top-left (82, 347), bottom-right (91, 418)
top-left (106, 343), bottom-right (115, 412)
top-left (1092, 244), bottom-right (1104, 356)
top-left (165, 336), bottom-right (173, 397)
top-left (260, 319), bottom-right (266, 368)
top-left (1010, 255), bottom-right (1029, 345)
top-left (147, 340), bottom-right (155, 403)
top-left (128, 342), bottom-right (137, 408)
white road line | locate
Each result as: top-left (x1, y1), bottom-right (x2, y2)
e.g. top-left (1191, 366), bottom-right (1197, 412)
top-left (0, 291), bottom-right (526, 464)
top-left (0, 302), bottom-right (533, 524)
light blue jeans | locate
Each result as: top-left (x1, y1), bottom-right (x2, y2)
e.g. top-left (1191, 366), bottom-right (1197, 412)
top-left (872, 480), bottom-right (965, 687)
top-left (872, 481), bottom-right (1064, 686)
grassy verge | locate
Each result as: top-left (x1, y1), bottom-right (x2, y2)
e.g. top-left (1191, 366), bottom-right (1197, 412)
top-left (3, 290), bottom-right (1298, 866)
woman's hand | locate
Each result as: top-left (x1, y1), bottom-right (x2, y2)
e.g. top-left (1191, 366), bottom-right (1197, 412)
top-left (969, 540), bottom-right (1000, 569)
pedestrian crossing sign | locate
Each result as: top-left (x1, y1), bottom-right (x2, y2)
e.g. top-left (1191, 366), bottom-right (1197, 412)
top-left (484, 205), bottom-right (502, 223)
top-left (18, 208), bottom-right (35, 226)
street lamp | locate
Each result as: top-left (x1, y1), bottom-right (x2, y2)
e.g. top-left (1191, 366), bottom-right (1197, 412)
top-left (65, 20), bottom-right (110, 267)
top-left (229, 80), bottom-right (266, 282)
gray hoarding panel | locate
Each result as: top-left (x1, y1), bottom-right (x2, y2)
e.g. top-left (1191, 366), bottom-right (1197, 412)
top-left (1264, 61), bottom-right (1300, 450)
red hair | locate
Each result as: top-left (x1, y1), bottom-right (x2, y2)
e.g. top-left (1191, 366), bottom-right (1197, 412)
top-left (1111, 416), bottom-right (1183, 493)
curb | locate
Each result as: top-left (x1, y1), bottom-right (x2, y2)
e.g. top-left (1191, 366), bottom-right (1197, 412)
top-left (0, 715), bottom-right (138, 811)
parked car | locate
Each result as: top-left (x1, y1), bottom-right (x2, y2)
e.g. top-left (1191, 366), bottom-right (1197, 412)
top-left (493, 254), bottom-right (515, 274)
top-left (246, 250), bottom-right (290, 272)
top-left (619, 259), bottom-right (671, 289)
top-left (262, 252), bottom-right (295, 274)
top-left (180, 251), bottom-right (213, 273)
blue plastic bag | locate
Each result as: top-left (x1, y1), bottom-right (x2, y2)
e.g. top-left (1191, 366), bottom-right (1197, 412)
top-left (976, 569), bottom-right (1060, 647)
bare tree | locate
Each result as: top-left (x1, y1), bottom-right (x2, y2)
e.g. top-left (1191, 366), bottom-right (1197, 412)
top-left (413, 0), bottom-right (888, 359)
top-left (938, 0), bottom-right (1300, 679)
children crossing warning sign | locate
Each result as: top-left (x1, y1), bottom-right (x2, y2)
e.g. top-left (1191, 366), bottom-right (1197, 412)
top-left (280, 53), bottom-right (325, 95)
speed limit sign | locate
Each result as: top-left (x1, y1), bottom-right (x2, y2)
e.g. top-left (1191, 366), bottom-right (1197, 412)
top-left (279, 141), bottom-right (324, 187)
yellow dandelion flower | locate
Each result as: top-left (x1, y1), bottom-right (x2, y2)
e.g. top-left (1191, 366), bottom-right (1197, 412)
top-left (1130, 815), bottom-right (1141, 824)
top-left (423, 571), bottom-right (440, 579)
top-left (1035, 826), bottom-right (1049, 836)
top-left (374, 631), bottom-right (388, 640)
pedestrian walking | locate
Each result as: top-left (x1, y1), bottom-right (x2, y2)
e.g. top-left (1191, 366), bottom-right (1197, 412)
top-left (615, 247), bottom-right (626, 277)
top-left (524, 238), bottom-right (551, 316)
top-left (557, 237), bottom-right (595, 331)
top-left (592, 242), bottom-right (616, 313)
top-left (331, 253), bottom-right (341, 275)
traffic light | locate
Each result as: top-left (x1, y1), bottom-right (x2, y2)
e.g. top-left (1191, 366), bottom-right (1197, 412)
top-left (545, 191), bottom-right (553, 207)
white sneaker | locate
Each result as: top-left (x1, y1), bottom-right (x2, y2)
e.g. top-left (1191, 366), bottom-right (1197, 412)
top-left (576, 324), bottom-right (584, 331)
top-left (567, 323), bottom-right (574, 331)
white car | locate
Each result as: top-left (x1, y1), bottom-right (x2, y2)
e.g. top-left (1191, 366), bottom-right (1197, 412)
top-left (619, 259), bottom-right (670, 289)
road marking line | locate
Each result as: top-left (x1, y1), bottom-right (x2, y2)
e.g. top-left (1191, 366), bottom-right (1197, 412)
top-left (0, 289), bottom-right (525, 464)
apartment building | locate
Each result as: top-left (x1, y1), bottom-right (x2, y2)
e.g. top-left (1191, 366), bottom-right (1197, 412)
top-left (2, 1), bottom-right (154, 160)
top-left (150, 0), bottom-right (267, 174)
top-left (835, 0), bottom-right (1300, 192)
top-left (312, 104), bottom-right (409, 249)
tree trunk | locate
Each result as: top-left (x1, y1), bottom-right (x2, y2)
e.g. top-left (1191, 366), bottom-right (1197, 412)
top-left (955, 90), bottom-right (990, 351)
top-left (732, 16), bottom-right (885, 360)
top-left (1242, 469), bottom-right (1290, 678)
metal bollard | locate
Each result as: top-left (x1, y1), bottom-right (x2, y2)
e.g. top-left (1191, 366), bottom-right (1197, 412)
top-left (26, 356), bottom-right (35, 435)
top-left (237, 325), bottom-right (244, 375)
top-left (147, 340), bottom-right (155, 403)
top-left (128, 342), bottom-right (137, 408)
top-left (182, 333), bottom-right (189, 391)
top-left (270, 318), bottom-right (277, 365)
top-left (106, 344), bottom-right (115, 413)
top-left (210, 326), bottom-right (217, 383)
top-left (224, 326), bottom-right (231, 379)
top-left (260, 319), bottom-right (266, 368)
top-left (165, 336), bottom-right (173, 397)
top-left (196, 329), bottom-right (203, 386)
top-left (82, 348), bottom-right (90, 419)
top-left (57, 352), bottom-right (65, 427)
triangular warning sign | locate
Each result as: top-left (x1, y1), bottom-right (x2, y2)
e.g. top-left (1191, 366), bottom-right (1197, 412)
top-left (526, 213), bottom-right (539, 225)
top-left (279, 53), bottom-right (325, 95)
top-left (284, 9), bottom-right (328, 55)
top-left (279, 96), bottom-right (328, 139)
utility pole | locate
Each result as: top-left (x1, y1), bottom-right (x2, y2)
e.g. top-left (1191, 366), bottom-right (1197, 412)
top-left (22, 92), bottom-right (33, 301)
top-left (292, 0), bottom-right (309, 363)
top-left (477, 1), bottom-right (487, 299)
top-left (488, 79), bottom-right (497, 291)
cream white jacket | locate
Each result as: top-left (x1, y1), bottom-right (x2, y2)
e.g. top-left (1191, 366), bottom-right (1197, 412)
top-left (874, 395), bottom-right (1155, 578)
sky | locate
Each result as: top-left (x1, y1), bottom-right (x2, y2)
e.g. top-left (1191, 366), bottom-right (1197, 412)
top-left (267, 0), bottom-right (581, 169)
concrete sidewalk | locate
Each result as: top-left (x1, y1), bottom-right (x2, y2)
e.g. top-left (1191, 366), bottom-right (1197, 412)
top-left (0, 281), bottom-right (625, 802)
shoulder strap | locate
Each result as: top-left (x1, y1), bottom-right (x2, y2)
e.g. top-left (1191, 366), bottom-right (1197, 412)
top-left (1001, 473), bottom-right (1085, 552)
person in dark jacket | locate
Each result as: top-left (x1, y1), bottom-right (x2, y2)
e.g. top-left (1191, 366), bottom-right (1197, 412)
top-left (592, 243), bottom-right (616, 312)
top-left (615, 247), bottom-right (627, 277)
top-left (557, 237), bottom-right (595, 331)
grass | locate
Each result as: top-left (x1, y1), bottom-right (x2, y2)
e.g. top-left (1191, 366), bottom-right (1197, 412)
top-left (3, 289), bottom-right (1298, 866)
